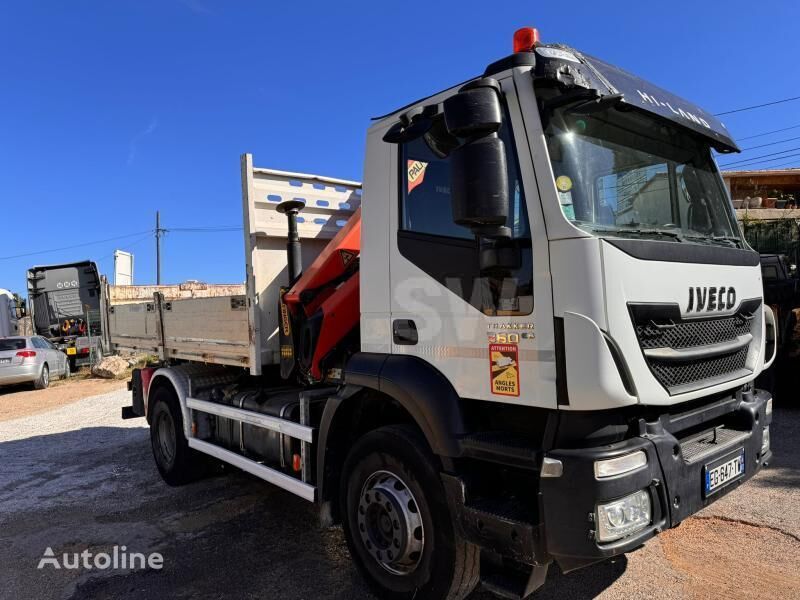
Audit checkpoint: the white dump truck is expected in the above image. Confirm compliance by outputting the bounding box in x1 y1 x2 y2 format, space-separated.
115 28 776 599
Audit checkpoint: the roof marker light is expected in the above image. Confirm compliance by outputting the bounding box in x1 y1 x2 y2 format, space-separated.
513 27 540 53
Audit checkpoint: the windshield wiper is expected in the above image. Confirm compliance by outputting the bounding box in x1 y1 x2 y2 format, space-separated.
682 234 742 248
590 227 683 241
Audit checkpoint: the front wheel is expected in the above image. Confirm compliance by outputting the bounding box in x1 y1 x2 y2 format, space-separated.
341 425 479 600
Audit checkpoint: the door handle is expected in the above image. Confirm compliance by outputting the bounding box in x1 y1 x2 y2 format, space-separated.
393 319 418 345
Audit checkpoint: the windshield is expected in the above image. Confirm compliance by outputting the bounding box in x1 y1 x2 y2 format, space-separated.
541 98 743 247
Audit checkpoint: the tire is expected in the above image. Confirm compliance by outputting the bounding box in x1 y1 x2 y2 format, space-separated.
149 386 208 486
34 364 50 390
341 425 479 600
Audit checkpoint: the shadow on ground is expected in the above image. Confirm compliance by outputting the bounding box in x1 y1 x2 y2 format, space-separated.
0 425 630 600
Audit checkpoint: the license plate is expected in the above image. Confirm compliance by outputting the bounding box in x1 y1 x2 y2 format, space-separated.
66 348 77 355
704 449 745 496
0 358 10 365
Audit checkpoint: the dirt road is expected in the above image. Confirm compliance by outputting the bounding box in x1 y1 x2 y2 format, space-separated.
0 377 126 422
0 383 798 599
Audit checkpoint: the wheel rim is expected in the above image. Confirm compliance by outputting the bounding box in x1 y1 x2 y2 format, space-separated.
42 367 49 387
156 409 176 466
357 470 425 576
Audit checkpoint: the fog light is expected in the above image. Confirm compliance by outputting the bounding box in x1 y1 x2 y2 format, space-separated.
766 398 772 417
761 426 770 456
596 490 651 543
594 450 647 479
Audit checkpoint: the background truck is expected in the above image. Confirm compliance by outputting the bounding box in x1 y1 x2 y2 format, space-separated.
115 28 777 600
27 260 105 368
0 288 25 337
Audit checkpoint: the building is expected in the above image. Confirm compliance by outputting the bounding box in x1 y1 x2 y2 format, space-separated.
722 168 800 210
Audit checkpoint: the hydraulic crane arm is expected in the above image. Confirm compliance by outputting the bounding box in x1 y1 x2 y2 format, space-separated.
277 205 361 382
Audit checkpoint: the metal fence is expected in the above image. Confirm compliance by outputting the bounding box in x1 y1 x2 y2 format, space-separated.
741 219 800 265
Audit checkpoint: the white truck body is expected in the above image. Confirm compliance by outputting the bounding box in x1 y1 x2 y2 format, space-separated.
105 161 360 371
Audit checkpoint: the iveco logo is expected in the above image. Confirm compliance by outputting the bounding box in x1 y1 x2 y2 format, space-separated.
687 286 736 313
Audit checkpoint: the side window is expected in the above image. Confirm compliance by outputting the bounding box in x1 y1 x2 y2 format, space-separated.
397 109 534 316
31 338 43 349
401 139 472 239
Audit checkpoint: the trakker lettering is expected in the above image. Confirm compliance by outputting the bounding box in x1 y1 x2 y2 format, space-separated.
687 286 736 313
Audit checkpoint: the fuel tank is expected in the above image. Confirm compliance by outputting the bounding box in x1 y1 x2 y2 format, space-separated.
212 389 301 470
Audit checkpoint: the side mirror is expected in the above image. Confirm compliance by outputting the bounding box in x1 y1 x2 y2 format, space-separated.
450 135 510 237
444 79 510 238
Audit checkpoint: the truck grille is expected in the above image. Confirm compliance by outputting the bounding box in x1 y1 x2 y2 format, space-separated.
649 347 749 390
635 315 751 349
629 299 760 394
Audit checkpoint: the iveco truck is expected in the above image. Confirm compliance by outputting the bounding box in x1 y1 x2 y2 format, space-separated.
115 28 776 599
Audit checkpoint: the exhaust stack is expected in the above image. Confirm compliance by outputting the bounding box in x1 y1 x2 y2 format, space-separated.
277 200 305 284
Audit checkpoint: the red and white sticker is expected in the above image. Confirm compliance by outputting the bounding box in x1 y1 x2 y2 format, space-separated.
407 160 428 193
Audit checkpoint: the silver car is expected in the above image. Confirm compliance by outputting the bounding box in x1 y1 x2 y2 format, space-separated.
0 336 70 390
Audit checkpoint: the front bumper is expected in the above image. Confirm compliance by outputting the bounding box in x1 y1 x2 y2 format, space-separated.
540 388 771 572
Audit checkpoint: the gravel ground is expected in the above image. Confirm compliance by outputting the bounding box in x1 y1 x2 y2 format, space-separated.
0 387 798 600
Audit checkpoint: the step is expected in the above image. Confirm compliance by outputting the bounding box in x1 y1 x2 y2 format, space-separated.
459 431 539 468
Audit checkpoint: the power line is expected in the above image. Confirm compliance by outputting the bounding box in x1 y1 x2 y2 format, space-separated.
168 226 242 232
740 134 800 152
714 95 800 116
720 151 800 170
738 123 800 141
751 157 800 170
718 145 800 168
0 230 153 261
96 233 153 265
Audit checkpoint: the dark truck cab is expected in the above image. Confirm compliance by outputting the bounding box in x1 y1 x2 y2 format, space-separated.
26 261 104 367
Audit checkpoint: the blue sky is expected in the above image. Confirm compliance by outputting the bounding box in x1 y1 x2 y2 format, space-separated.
2 1 798 295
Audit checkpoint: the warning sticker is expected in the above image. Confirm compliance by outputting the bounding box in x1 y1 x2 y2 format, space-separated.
407 160 428 193
490 343 520 397
340 249 357 268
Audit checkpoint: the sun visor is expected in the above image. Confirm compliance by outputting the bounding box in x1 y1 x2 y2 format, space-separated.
532 45 740 153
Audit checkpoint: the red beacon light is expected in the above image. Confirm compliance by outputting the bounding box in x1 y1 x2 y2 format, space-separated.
513 27 540 53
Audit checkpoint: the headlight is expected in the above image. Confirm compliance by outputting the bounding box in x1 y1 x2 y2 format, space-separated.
761 426 770 456
596 490 651 543
594 450 647 479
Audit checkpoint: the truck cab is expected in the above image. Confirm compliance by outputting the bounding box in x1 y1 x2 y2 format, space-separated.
352 29 775 582
122 28 776 600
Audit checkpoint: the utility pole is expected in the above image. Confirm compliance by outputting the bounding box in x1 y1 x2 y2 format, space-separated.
155 211 164 285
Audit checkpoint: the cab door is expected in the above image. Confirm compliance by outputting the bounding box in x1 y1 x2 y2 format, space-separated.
387 76 557 408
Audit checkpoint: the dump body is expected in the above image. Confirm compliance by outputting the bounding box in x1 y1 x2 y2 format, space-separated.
106 160 360 372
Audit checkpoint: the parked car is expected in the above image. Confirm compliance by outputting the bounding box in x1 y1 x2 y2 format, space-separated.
0 336 70 390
